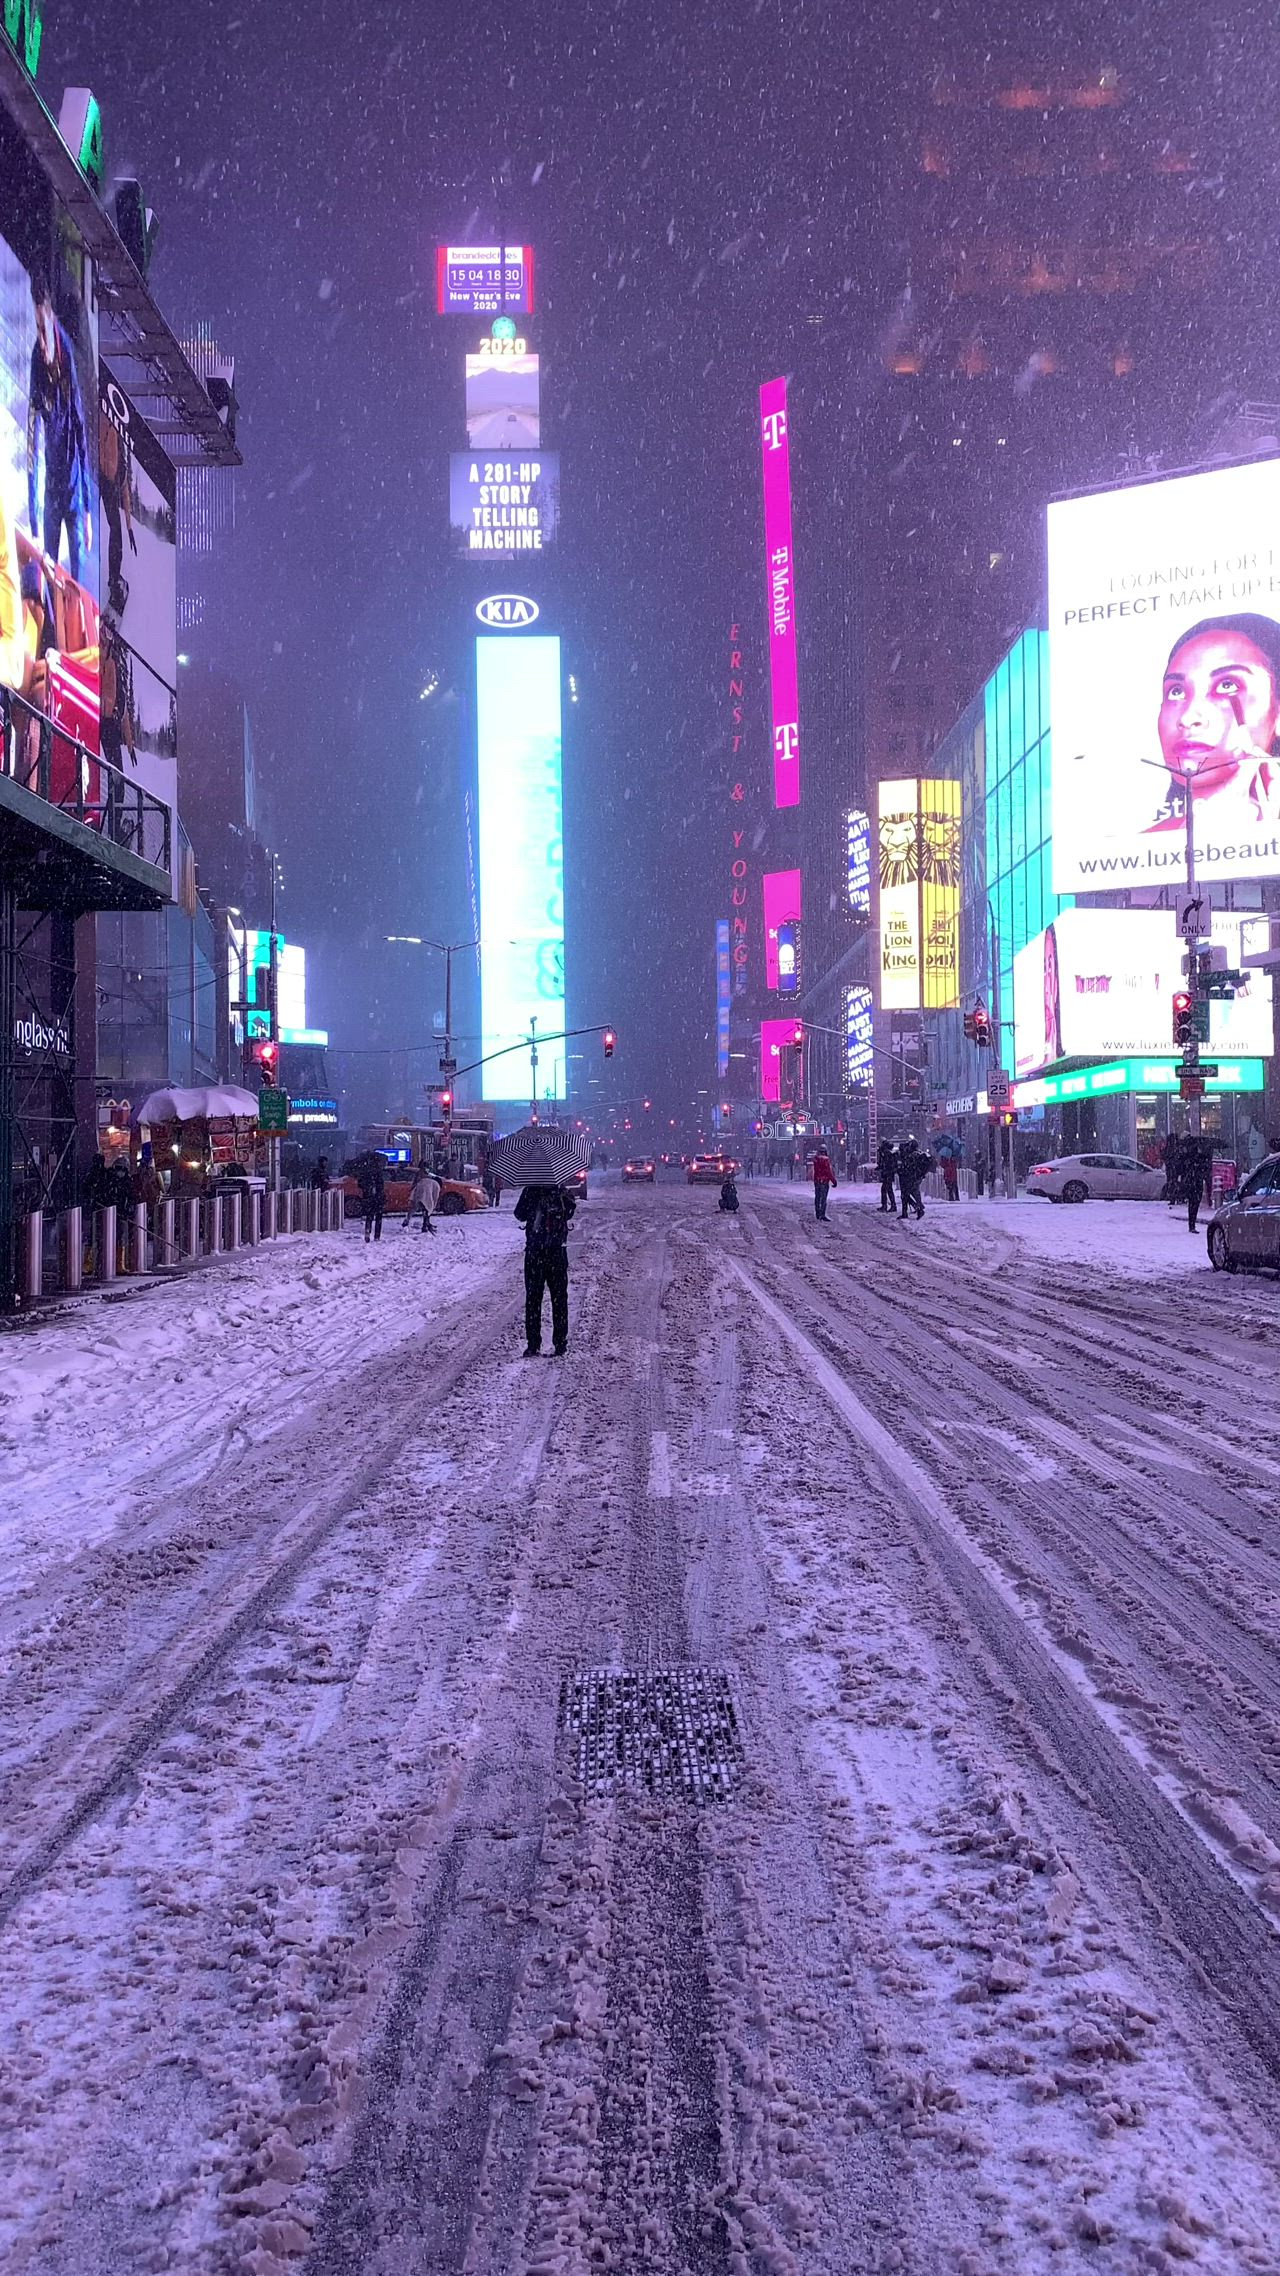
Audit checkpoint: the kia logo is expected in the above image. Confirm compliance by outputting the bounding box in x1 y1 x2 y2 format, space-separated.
476 593 539 628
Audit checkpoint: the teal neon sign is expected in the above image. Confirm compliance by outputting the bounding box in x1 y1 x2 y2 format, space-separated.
1011 1057 1264 1110
3 0 42 79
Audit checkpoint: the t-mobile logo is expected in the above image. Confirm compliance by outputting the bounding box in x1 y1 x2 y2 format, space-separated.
761 409 788 451
774 721 798 763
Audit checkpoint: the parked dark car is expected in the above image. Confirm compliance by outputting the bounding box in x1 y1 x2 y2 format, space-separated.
1207 1154 1280 1273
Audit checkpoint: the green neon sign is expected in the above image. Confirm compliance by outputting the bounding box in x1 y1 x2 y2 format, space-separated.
59 88 105 192
3 0 42 78
1011 1057 1264 1109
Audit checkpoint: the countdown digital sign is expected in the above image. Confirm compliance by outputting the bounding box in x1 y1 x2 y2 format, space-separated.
436 244 535 316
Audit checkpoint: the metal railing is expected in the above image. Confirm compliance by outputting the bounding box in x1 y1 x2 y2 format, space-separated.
1 686 172 877
15 1186 344 1303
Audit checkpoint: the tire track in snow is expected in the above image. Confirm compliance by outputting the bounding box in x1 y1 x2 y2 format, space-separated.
727 1248 1280 2091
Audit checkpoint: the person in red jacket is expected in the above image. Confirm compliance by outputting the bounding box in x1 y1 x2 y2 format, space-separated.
810 1149 837 1222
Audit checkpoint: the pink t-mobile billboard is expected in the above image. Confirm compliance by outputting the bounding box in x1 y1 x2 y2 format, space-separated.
760 1017 798 1104
762 867 802 990
760 377 800 809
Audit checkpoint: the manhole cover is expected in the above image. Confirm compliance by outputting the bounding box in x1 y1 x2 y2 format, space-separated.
558 1667 744 1802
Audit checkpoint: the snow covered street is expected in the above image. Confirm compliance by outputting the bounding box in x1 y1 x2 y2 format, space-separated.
4 1182 1280 2273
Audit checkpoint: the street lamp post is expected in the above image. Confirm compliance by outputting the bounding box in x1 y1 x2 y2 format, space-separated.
386 934 480 1156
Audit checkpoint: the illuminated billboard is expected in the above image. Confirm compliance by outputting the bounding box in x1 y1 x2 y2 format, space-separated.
450 452 559 557
1048 461 1280 893
99 364 178 877
465 352 540 448
1013 906 1274 1077
716 920 731 1078
760 1017 797 1105
476 635 564 1101
847 807 872 915
845 985 874 1089
878 778 961 1011
436 245 535 317
762 867 802 991
759 377 800 808
243 933 329 1047
0 152 102 775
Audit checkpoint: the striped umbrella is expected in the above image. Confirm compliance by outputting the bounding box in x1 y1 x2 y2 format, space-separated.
489 1123 591 1188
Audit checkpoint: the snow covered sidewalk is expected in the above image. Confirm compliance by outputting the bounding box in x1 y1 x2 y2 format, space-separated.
0 1212 522 1606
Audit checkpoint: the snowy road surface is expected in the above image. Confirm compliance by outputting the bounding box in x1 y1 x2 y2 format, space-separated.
3 1184 1280 2272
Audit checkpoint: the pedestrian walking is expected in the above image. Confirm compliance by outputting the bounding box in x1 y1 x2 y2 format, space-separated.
357 1151 385 1242
491 1174 503 1209
405 1164 440 1234
897 1135 926 1220
1162 1130 1183 1209
514 1184 576 1356
1183 1136 1211 1234
941 1154 960 1203
876 1137 898 1215
718 1170 740 1214
810 1148 836 1221
309 1155 331 1193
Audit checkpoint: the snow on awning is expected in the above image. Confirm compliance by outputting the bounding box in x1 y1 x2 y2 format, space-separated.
137 1085 262 1124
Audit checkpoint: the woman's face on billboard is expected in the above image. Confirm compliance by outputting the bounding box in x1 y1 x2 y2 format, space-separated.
1158 630 1280 783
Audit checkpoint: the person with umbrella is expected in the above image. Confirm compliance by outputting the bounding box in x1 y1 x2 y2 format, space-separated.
488 1125 589 1358
933 1129 962 1203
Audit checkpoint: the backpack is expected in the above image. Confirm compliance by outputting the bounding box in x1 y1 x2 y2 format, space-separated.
530 1189 570 1246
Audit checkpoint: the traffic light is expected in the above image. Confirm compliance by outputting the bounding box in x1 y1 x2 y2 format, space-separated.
253 1038 279 1080
792 1021 804 1048
963 1002 992 1047
999 1110 1018 1129
602 1027 616 1058
440 1088 453 1114
1172 990 1195 1049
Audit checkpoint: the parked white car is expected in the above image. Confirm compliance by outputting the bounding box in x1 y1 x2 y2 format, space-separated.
1026 1152 1165 1203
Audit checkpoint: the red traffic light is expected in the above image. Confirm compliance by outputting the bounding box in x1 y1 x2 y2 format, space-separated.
602 1027 616 1058
792 1021 804 1048
440 1088 453 1113
253 1039 279 1075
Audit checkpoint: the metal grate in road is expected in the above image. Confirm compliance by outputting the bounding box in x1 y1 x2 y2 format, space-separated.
558 1666 744 1802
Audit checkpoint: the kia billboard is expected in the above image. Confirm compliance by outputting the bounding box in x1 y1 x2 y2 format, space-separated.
759 377 800 808
1013 905 1274 1076
476 635 564 1101
1049 461 1280 893
436 245 535 317
450 452 559 557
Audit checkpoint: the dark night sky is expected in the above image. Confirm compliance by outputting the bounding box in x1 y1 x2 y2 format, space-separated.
47 0 868 1116
44 0 1275 1120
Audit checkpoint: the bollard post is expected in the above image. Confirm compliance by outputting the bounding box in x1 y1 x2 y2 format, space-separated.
20 1210 42 1301
209 1193 223 1255
183 1196 201 1258
281 1189 293 1235
264 1189 277 1239
130 1202 149 1276
247 1190 261 1245
97 1205 117 1283
228 1191 242 1250
328 1189 339 1231
157 1197 176 1267
61 1205 82 1293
